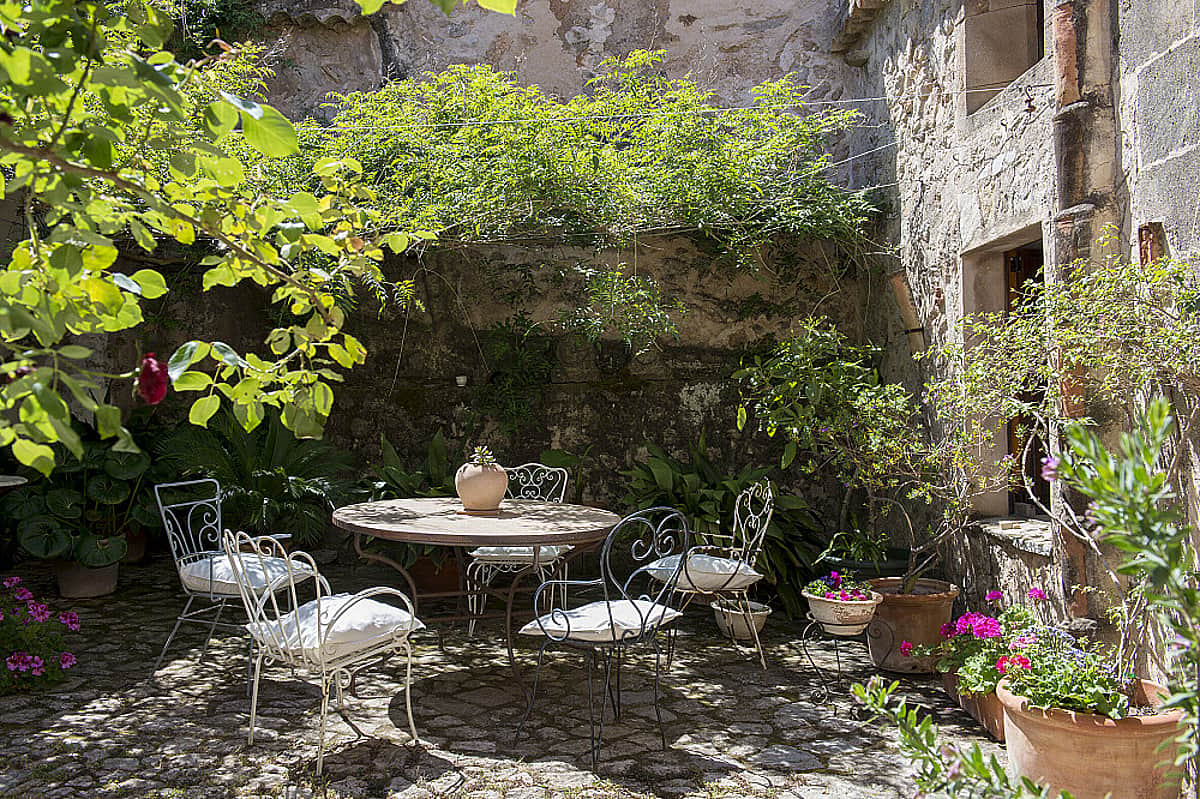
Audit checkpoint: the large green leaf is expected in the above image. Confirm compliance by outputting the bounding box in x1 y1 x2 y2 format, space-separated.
74 533 127 568
86 474 130 505
17 518 73 559
242 105 299 158
104 450 150 480
45 487 84 519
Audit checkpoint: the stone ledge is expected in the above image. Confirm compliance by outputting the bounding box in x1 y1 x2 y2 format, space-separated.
830 0 891 54
973 516 1053 558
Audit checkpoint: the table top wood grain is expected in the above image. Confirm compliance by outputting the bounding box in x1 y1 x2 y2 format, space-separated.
332 497 620 547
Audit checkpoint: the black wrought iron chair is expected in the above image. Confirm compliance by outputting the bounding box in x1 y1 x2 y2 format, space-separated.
515 507 690 768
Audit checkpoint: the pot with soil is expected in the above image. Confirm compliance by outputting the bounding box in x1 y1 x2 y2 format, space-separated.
56 561 119 598
866 577 959 673
997 678 1183 799
942 671 1005 742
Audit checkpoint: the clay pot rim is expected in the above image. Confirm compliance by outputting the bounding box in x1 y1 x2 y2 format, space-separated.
996 678 1185 731
868 577 960 602
802 589 883 606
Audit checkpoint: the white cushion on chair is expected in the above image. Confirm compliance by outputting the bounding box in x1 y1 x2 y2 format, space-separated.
179 553 314 596
248 593 425 661
469 545 570 565
645 553 763 592
518 599 681 643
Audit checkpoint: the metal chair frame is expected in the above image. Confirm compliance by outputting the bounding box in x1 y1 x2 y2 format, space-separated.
516 507 690 768
466 463 570 635
154 479 246 672
672 479 775 668
222 530 421 776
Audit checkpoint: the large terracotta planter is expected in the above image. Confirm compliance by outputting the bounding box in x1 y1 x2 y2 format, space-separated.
942 672 1005 742
454 463 508 514
56 561 119 598
408 555 460 594
803 590 882 636
997 679 1183 799
866 577 959 673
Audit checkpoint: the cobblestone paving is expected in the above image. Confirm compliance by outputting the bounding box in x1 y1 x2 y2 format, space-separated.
1 556 1001 798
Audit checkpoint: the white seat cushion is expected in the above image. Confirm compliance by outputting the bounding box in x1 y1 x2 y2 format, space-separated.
469 545 570 565
645 553 763 592
179 553 314 596
519 599 681 643
248 593 425 661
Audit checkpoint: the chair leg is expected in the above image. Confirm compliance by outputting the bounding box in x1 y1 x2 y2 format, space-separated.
652 637 668 750
198 599 226 661
153 595 195 674
317 680 331 777
737 593 767 669
403 641 420 745
466 560 493 637
515 642 549 742
248 651 265 746
593 647 615 768
585 649 597 770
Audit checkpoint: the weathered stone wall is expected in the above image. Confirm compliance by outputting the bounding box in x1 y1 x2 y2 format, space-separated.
122 237 865 511
254 0 860 118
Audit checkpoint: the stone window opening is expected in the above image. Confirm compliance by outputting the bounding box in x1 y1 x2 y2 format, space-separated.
964 0 1046 114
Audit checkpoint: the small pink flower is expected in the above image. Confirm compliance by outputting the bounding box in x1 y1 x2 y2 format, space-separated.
13 587 32 601
59 652 76 670
939 622 955 638
57 611 80 631
1027 588 1047 601
900 640 914 656
26 601 50 622
985 590 1003 603
829 571 841 589
6 651 31 672
972 617 1002 639
1010 633 1037 650
1040 456 1060 481
29 655 44 676
2 576 19 588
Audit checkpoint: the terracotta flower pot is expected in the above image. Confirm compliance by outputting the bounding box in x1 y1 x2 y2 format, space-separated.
56 561 119 598
802 590 883 636
866 577 959 673
943 671 1005 742
408 555 460 595
454 462 508 514
997 678 1183 799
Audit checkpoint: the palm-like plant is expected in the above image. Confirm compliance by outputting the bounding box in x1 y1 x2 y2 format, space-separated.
155 408 358 546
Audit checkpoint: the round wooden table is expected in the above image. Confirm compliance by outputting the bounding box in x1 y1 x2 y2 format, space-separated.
332 497 620 689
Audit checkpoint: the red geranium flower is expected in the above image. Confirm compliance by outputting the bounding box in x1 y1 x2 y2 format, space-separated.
137 353 168 405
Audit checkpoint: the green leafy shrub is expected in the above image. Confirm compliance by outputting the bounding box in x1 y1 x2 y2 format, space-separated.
3 427 167 567
364 432 458 567
155 407 356 546
622 435 824 616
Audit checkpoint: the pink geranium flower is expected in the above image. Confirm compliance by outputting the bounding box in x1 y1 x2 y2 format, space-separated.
996 654 1031 674
26 601 51 623
1027 588 1047 601
985 590 1003 602
2 576 19 588
59 652 76 670
57 611 80 631
939 622 955 639
13 587 32 601
899 640 914 656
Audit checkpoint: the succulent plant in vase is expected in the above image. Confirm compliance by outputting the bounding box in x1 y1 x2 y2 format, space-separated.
455 446 507 515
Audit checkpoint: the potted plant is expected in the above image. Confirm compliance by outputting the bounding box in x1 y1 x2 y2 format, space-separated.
736 318 983 670
801 570 881 636
455 445 507 515
0 576 80 693
5 438 163 598
908 591 1041 740
994 627 1182 799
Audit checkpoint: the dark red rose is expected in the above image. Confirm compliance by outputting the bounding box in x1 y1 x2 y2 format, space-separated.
137 353 168 405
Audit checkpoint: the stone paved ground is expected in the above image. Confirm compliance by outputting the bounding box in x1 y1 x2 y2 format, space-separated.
1 556 1001 798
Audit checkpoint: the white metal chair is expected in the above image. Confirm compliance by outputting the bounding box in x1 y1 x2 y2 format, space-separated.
222 529 424 776
465 462 570 635
651 480 774 668
516 507 690 768
154 479 318 673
